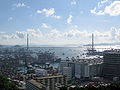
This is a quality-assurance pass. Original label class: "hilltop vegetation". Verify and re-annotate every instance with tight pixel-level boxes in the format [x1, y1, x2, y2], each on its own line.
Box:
[0, 74, 18, 90]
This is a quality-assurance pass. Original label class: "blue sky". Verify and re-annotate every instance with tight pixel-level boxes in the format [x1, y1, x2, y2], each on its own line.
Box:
[0, 0, 120, 45]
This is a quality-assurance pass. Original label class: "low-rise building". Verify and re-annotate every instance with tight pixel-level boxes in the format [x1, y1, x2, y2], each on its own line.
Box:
[26, 75, 67, 90]
[26, 79, 46, 90]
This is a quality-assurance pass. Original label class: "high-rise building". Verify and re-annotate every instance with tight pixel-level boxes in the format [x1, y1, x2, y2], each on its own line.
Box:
[59, 61, 68, 73]
[75, 62, 84, 78]
[63, 67, 72, 80]
[68, 62, 75, 78]
[89, 63, 102, 78]
[102, 52, 120, 80]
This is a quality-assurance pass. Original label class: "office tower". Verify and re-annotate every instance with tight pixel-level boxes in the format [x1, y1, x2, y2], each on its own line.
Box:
[102, 52, 120, 80]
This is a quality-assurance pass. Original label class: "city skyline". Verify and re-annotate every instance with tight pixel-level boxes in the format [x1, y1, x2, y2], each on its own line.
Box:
[0, 0, 120, 45]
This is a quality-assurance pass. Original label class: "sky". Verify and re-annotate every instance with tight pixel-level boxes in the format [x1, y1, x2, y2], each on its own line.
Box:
[0, 0, 120, 45]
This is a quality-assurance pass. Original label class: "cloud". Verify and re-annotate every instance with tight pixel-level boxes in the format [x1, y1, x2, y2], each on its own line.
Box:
[37, 10, 42, 14]
[98, 0, 109, 8]
[37, 8, 55, 17]
[47, 29, 62, 39]
[71, 1, 77, 5]
[16, 31, 26, 38]
[90, 7, 105, 15]
[0, 32, 5, 34]
[51, 15, 61, 19]
[14, 3, 26, 7]
[90, 1, 120, 16]
[37, 8, 61, 19]
[27, 29, 43, 38]
[63, 30, 89, 39]
[1, 27, 120, 45]
[43, 8, 55, 17]
[8, 17, 13, 21]
[2, 35, 10, 39]
[104, 1, 120, 16]
[67, 15, 72, 24]
[41, 23, 49, 28]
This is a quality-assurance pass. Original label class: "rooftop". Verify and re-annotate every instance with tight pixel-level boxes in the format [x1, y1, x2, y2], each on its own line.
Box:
[28, 79, 45, 88]
[36, 75, 66, 80]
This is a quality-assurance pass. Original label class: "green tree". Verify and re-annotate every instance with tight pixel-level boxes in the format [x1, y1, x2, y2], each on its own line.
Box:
[0, 74, 18, 90]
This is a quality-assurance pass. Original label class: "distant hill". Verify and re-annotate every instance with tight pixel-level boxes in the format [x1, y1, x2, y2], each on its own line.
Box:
[13, 45, 21, 47]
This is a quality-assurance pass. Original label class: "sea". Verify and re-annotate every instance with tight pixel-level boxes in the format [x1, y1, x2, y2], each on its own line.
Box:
[14, 45, 120, 72]
[30, 46, 86, 59]
[2, 45, 120, 71]
[28, 45, 120, 69]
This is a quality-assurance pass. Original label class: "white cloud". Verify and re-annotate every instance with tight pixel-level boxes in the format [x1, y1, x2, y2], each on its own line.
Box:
[43, 8, 55, 17]
[37, 8, 55, 17]
[0, 32, 5, 34]
[37, 8, 61, 19]
[47, 29, 62, 39]
[41, 23, 49, 28]
[8, 17, 13, 21]
[2, 35, 10, 39]
[90, 1, 120, 16]
[1, 27, 120, 45]
[51, 15, 61, 19]
[71, 1, 77, 5]
[37, 10, 42, 14]
[67, 15, 72, 24]
[104, 1, 120, 16]
[64, 30, 89, 38]
[27, 29, 43, 38]
[16, 31, 26, 38]
[98, 0, 109, 8]
[14, 3, 26, 7]
[90, 7, 105, 15]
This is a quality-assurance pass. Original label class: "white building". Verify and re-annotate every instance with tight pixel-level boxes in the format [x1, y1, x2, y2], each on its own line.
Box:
[59, 61, 68, 72]
[63, 67, 72, 80]
[75, 62, 83, 79]
[75, 62, 90, 78]
[84, 64, 90, 78]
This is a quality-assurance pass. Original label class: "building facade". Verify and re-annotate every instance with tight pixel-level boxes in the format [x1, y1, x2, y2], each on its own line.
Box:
[102, 52, 120, 80]
[63, 67, 72, 80]
[26, 75, 67, 90]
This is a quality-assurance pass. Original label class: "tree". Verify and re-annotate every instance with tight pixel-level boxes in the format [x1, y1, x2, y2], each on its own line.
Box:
[0, 74, 18, 90]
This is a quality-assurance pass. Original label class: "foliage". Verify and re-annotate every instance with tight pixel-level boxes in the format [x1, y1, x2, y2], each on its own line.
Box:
[0, 74, 18, 90]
